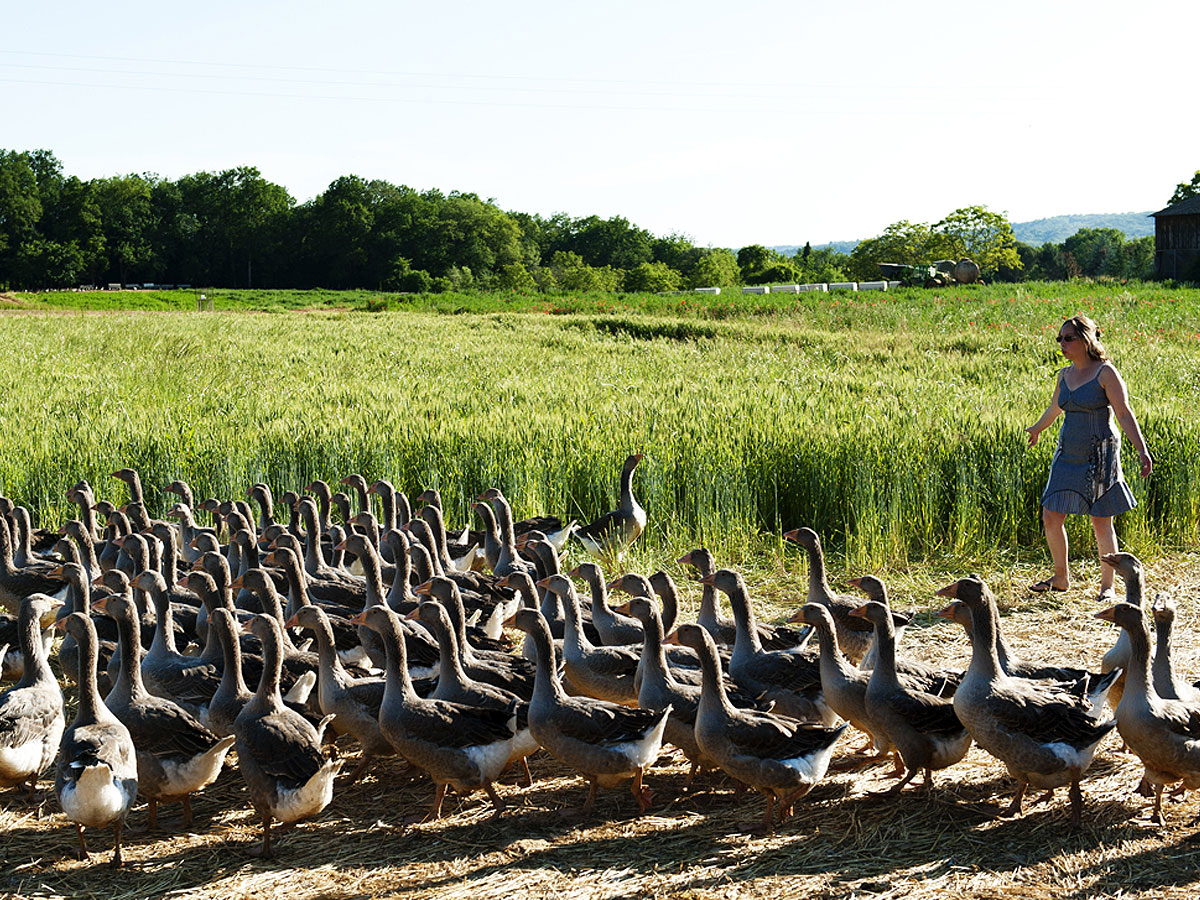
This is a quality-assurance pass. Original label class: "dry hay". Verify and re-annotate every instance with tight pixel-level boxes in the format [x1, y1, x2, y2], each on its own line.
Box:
[2, 551, 1199, 900]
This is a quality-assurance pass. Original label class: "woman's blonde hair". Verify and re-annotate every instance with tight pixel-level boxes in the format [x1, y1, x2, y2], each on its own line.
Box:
[1062, 314, 1109, 362]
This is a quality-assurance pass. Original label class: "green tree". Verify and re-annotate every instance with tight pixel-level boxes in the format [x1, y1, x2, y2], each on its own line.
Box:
[794, 245, 849, 283]
[93, 175, 156, 284]
[1169, 171, 1200, 205]
[687, 248, 741, 288]
[848, 221, 941, 280]
[624, 261, 683, 293]
[933, 206, 1022, 278]
[0, 150, 43, 288]
[548, 250, 622, 291]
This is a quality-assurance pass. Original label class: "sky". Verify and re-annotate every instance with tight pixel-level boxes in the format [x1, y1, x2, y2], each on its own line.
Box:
[3, 0, 1198, 249]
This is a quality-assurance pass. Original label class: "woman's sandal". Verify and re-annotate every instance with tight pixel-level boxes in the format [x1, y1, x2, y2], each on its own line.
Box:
[1029, 578, 1068, 593]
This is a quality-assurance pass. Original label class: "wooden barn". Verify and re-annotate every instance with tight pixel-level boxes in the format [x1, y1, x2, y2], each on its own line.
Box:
[1152, 194, 1200, 280]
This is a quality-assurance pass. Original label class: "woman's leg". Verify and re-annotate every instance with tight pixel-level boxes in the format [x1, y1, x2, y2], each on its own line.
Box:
[1091, 515, 1118, 595]
[1042, 507, 1070, 590]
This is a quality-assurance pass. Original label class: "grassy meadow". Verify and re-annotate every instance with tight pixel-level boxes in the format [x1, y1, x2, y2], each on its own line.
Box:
[1, 281, 1198, 575]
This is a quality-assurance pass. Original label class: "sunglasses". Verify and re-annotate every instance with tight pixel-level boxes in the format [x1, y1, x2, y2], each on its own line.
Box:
[1055, 334, 1078, 344]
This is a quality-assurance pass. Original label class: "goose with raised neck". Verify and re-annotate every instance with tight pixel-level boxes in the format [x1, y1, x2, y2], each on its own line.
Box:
[676, 622, 846, 833]
[511, 606, 668, 816]
[233, 613, 341, 858]
[55, 612, 138, 867]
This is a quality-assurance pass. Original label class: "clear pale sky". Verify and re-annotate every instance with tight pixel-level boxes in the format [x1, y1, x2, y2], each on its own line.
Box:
[4, 0, 1197, 248]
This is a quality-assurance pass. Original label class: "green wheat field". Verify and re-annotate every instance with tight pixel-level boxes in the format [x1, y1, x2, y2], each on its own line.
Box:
[2, 281, 1198, 575]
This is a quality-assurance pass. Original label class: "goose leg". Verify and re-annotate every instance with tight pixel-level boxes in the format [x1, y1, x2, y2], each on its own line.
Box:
[426, 783, 447, 821]
[1000, 782, 1027, 818]
[74, 823, 90, 861]
[247, 816, 273, 858]
[1068, 779, 1083, 828]
[871, 765, 918, 797]
[483, 782, 506, 821]
[520, 758, 533, 788]
[345, 755, 373, 785]
[181, 796, 194, 828]
[1151, 785, 1165, 825]
[630, 769, 654, 814]
[147, 798, 159, 831]
[110, 821, 123, 869]
[562, 778, 599, 820]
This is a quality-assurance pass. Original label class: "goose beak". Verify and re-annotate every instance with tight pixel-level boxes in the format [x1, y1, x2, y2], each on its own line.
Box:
[283, 613, 302, 629]
[413, 580, 433, 596]
[565, 566, 582, 579]
[534, 577, 552, 590]
[229, 576, 245, 591]
[495, 574, 513, 589]
[846, 577, 863, 589]
[782, 528, 800, 542]
[698, 574, 716, 586]
[606, 577, 623, 591]
[934, 604, 958, 620]
[675, 553, 692, 566]
[786, 608, 805, 624]
[610, 600, 631, 616]
[348, 610, 368, 626]
[849, 605, 870, 620]
[1094, 607, 1118, 622]
[174, 577, 190, 591]
[662, 630, 681, 645]
[404, 607, 420, 621]
[92, 597, 109, 614]
[934, 582, 959, 598]
[334, 540, 348, 552]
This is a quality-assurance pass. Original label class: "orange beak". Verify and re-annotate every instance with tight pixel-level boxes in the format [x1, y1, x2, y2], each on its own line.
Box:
[698, 574, 716, 586]
[934, 582, 959, 599]
[849, 605, 869, 620]
[847, 577, 863, 589]
[413, 580, 433, 596]
[782, 529, 800, 542]
[934, 604, 958, 620]
[348, 610, 368, 626]
[1094, 607, 1118, 623]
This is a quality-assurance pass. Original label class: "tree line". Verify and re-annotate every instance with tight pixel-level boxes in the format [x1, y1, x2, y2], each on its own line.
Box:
[0, 148, 1179, 292]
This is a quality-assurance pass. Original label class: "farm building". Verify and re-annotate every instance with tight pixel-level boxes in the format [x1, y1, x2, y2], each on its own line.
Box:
[1152, 194, 1200, 279]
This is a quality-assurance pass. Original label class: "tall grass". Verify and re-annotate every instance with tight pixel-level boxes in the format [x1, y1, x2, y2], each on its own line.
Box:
[1, 284, 1197, 569]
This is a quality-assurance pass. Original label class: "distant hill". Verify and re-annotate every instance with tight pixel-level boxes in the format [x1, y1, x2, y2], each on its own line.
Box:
[770, 212, 1155, 258]
[770, 240, 858, 256]
[1010, 212, 1154, 245]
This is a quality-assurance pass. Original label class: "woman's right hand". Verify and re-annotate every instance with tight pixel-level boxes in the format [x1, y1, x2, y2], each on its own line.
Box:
[1025, 425, 1040, 447]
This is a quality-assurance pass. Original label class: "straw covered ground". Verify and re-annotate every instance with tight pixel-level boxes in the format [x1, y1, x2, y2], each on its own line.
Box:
[3, 552, 1199, 900]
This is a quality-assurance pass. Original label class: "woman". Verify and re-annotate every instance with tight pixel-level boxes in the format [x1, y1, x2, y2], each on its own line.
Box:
[1025, 315, 1152, 600]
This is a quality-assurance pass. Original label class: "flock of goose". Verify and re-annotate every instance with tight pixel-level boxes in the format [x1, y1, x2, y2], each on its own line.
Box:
[1, 454, 1198, 872]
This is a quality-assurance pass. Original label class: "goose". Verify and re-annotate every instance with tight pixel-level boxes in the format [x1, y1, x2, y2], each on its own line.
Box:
[511, 607, 668, 817]
[55, 612, 138, 867]
[415, 600, 538, 786]
[415, 577, 534, 698]
[847, 575, 959, 697]
[0, 594, 64, 798]
[797, 602, 897, 769]
[134, 570, 220, 720]
[937, 575, 1117, 826]
[102, 592, 234, 829]
[573, 562, 641, 646]
[851, 601, 971, 793]
[573, 453, 646, 557]
[1099, 551, 1147, 711]
[538, 574, 639, 706]
[1095, 601, 1200, 825]
[286, 604, 392, 784]
[936, 599, 1120, 711]
[1150, 596, 1200, 704]
[233, 614, 341, 858]
[355, 605, 517, 822]
[676, 623, 847, 833]
[0, 513, 66, 610]
[702, 569, 831, 725]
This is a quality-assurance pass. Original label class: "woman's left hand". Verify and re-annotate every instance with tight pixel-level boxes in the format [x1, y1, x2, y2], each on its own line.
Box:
[1139, 451, 1153, 478]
